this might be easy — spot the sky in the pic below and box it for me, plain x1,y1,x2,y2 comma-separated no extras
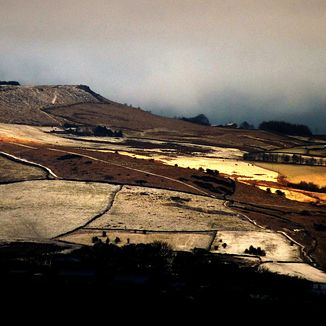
1,0,326,133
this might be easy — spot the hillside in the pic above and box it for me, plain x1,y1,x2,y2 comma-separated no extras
0,84,108,125
0,84,305,151
47,102,305,151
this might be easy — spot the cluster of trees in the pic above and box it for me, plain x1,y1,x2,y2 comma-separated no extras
259,121,312,136
239,121,255,130
244,245,266,256
93,126,123,137
288,181,326,193
63,123,123,137
0,81,20,86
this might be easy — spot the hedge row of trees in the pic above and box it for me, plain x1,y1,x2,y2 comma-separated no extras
288,181,326,193
243,152,326,166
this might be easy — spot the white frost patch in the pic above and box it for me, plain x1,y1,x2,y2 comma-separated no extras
260,263,326,283
90,186,255,231
211,231,302,262
0,180,120,239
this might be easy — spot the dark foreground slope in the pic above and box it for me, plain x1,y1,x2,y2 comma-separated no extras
0,241,324,311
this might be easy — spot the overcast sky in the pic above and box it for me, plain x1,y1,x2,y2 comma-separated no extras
1,0,325,132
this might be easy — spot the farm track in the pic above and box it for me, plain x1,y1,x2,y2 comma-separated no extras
47,147,210,196
231,203,303,228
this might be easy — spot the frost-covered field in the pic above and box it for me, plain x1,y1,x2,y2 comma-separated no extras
211,231,301,262
260,262,326,283
89,185,256,231
0,180,119,239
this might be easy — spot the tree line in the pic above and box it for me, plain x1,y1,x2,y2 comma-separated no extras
259,121,312,136
243,152,326,166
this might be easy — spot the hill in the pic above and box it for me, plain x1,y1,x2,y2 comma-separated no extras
47,102,305,151
0,84,108,126
0,84,306,151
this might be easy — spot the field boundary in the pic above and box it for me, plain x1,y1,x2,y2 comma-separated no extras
53,185,122,239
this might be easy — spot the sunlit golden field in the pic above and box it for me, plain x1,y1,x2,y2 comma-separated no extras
258,186,326,203
254,162,326,187
117,150,279,183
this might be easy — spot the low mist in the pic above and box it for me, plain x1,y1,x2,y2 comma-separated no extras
1,0,325,132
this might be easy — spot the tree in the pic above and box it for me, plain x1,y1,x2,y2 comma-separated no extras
275,189,285,197
240,121,254,130
259,120,312,136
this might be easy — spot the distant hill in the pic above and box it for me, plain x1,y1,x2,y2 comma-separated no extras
180,114,210,126
0,84,109,125
0,84,307,151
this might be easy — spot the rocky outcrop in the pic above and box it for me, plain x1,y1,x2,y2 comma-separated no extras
181,114,210,126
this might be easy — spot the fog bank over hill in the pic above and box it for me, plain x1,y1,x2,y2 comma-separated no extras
1,0,325,133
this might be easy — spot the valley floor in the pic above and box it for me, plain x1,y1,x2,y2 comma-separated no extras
0,122,325,282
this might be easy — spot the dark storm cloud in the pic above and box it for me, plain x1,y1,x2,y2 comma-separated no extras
0,0,325,132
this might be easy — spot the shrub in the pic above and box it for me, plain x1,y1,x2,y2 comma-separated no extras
275,189,285,197
136,180,147,185
314,223,326,232
206,168,219,176
245,245,266,256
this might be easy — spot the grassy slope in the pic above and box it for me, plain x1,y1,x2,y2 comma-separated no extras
47,102,305,151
